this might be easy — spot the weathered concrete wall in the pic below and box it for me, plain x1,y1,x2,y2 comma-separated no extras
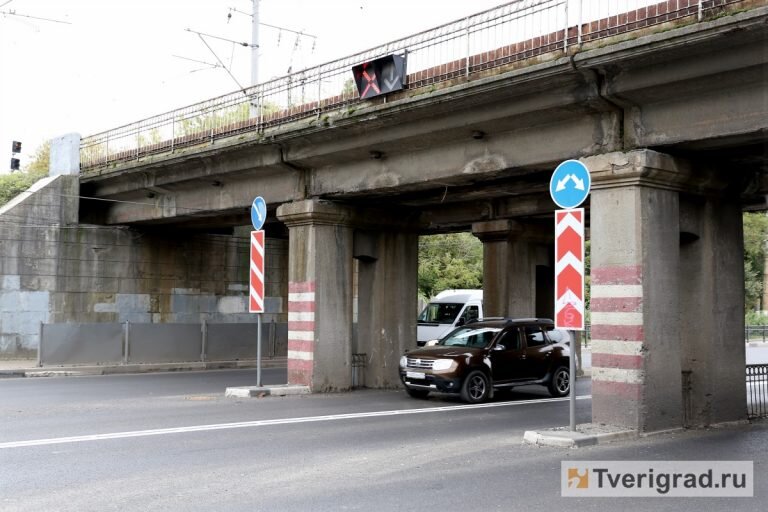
50,228,287,325
356,230,418,388
0,175,78,357
0,175,288,359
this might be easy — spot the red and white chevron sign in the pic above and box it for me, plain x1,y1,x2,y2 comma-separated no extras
555,208,584,330
249,230,265,313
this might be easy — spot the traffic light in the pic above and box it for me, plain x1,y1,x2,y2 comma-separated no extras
10,158,20,171
351,54,406,99
11,141,21,153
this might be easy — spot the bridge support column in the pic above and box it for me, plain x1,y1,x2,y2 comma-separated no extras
472,219,552,318
590,180,682,431
679,196,746,426
590,181,682,431
277,199,354,391
587,149,746,431
355,230,418,388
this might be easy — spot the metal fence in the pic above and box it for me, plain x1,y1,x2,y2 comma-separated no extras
79,0,744,170
746,325,768,343
747,364,768,419
38,321,287,367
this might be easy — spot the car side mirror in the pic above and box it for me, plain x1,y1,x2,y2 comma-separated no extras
456,317,466,326
492,344,505,351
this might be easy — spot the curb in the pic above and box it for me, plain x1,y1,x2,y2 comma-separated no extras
523,428,638,448
225,384,311,398
0,359,287,378
0,370,28,378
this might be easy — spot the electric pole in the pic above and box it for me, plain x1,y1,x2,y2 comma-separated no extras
251,0,259,86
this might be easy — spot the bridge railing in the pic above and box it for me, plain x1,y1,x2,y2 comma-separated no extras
80,0,743,170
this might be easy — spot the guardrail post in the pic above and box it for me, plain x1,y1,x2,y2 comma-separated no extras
123,321,130,365
201,319,208,362
37,321,43,367
269,319,276,358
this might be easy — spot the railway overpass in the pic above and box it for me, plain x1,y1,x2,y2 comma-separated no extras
2,0,767,432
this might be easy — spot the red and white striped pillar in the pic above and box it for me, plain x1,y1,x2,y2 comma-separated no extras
287,281,315,386
589,183,683,431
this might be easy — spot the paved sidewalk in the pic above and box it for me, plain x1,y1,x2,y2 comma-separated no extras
0,357,287,377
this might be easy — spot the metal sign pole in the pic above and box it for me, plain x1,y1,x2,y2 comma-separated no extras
250,196,268,389
257,314,263,387
570,331,576,431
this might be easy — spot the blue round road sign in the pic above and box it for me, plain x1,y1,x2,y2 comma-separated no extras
549,160,591,209
251,196,267,231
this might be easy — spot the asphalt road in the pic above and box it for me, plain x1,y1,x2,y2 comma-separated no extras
0,370,765,511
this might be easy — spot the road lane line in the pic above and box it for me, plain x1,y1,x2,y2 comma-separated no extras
0,395,591,450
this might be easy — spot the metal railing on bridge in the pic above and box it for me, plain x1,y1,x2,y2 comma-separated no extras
79,0,743,170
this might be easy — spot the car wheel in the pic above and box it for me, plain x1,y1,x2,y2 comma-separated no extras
405,388,430,399
460,370,490,403
548,366,570,397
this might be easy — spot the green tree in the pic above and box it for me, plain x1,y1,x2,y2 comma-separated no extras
743,212,768,312
0,142,49,207
418,233,483,299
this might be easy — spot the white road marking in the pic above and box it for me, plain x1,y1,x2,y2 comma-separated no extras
0,395,591,450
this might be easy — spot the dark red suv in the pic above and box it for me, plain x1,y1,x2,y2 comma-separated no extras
399,318,571,403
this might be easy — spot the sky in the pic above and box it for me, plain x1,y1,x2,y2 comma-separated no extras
0,0,508,172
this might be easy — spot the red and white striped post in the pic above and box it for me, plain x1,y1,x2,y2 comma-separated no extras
249,230,265,314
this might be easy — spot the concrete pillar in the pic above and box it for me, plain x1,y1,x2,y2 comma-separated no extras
355,230,418,388
679,196,746,426
277,199,354,391
590,183,682,432
587,149,746,432
472,219,551,318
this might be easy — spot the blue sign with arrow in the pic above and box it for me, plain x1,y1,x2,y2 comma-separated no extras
251,196,267,231
549,160,591,209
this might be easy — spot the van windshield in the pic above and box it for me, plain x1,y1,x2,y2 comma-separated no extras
438,326,501,348
418,303,462,324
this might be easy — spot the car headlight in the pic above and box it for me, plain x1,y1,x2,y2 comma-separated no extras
399,355,407,368
432,359,456,371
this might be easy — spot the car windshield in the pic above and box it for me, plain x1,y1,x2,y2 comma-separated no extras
418,303,462,323
438,326,501,348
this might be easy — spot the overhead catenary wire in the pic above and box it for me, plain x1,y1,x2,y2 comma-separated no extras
0,0,71,25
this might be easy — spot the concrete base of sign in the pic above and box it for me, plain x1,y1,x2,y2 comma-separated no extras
523,423,639,448
225,384,311,398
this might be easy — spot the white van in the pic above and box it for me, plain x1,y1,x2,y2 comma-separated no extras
416,289,483,346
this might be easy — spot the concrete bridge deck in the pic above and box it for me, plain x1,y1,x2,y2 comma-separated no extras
77,0,768,231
